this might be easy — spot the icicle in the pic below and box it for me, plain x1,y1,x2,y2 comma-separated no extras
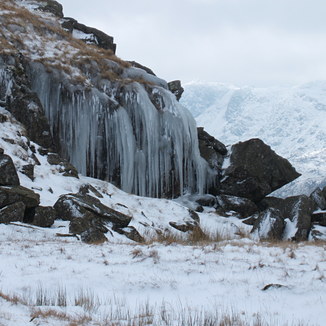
28,63,215,198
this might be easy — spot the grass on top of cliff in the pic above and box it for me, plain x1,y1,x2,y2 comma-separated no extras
0,0,131,84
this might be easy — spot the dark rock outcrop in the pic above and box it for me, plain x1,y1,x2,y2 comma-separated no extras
168,80,184,101
54,193,131,228
216,195,258,218
61,18,116,53
35,0,64,18
4,55,54,149
220,139,301,202
0,201,25,223
251,208,285,240
259,195,314,241
0,153,20,186
197,127,227,194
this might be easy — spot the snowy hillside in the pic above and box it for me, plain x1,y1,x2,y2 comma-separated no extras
181,81,326,196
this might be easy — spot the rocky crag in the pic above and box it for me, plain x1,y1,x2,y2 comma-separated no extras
0,0,325,243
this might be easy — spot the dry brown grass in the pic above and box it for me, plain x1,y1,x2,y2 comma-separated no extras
0,290,25,305
30,308,91,325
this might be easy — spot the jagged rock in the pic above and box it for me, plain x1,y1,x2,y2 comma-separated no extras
260,195,314,241
220,139,301,202
47,153,78,178
79,184,103,198
54,193,131,228
310,188,326,210
61,18,116,53
0,186,40,209
0,153,20,186
0,148,3,154
311,212,326,227
168,80,184,101
36,0,63,18
197,128,227,195
169,220,198,232
30,206,57,227
5,55,54,149
0,201,25,223
217,195,258,219
80,228,107,244
128,61,156,76
197,128,227,170
20,164,34,181
113,226,144,243
251,208,285,240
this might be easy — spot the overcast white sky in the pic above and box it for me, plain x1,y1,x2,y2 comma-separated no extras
59,0,326,87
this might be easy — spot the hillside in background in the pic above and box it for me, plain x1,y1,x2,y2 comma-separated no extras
181,81,326,197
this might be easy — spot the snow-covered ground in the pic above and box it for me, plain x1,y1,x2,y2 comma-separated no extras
1,224,326,326
181,81,326,197
1,107,326,325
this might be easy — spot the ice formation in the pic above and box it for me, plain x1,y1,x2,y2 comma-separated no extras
27,63,211,198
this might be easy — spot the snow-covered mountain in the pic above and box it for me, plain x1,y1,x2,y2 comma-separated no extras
181,81,326,197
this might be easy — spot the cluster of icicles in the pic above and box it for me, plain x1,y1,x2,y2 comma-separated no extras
28,64,214,198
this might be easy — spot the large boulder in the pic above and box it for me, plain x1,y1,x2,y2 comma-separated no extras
0,202,25,223
0,153,20,186
216,195,258,219
220,139,301,202
0,186,40,209
54,193,131,229
251,208,285,240
259,195,314,241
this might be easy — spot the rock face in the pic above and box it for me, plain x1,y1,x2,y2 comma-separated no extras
220,139,301,202
0,153,20,186
251,208,285,240
2,55,54,149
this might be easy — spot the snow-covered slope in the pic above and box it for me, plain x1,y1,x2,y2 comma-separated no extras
181,81,326,197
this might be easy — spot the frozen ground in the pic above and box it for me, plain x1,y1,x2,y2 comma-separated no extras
1,108,326,325
0,223,326,325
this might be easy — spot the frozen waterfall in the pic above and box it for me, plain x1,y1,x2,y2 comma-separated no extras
28,63,214,198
